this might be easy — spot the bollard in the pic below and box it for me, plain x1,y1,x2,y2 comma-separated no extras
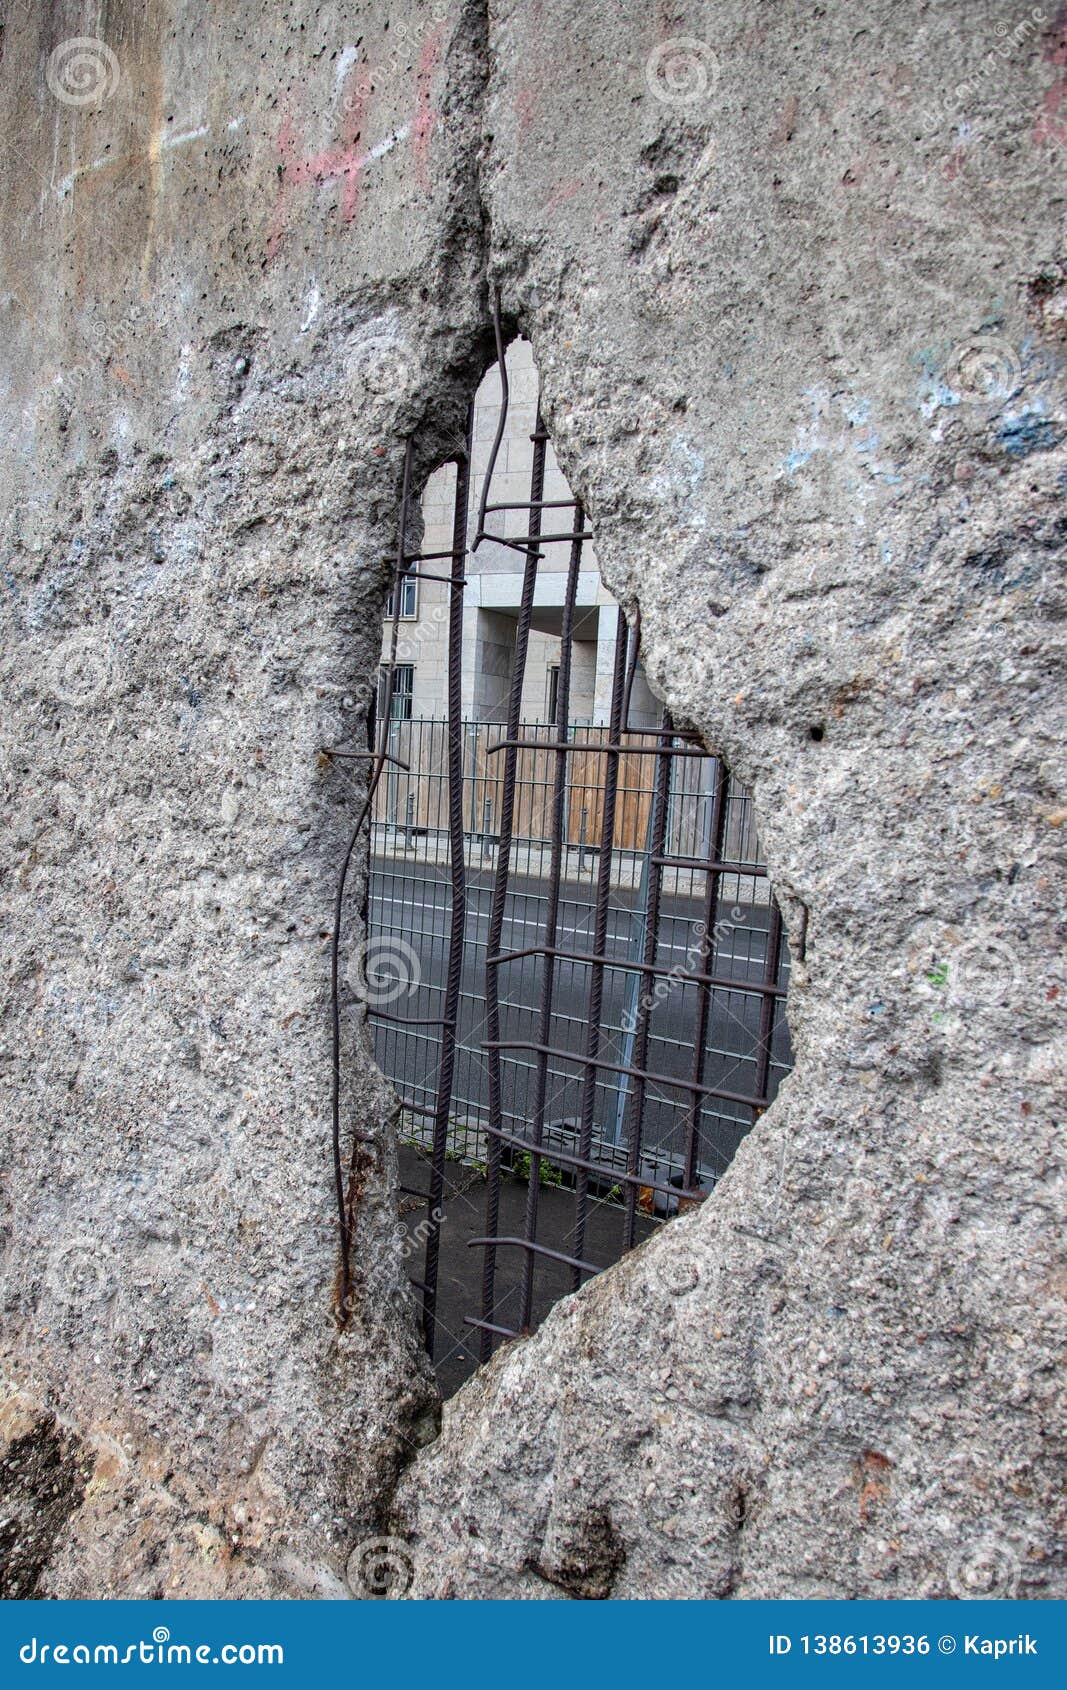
406,791,415,849
579,804,588,874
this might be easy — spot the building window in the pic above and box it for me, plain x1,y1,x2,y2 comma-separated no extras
385,573,418,619
546,664,560,725
379,664,414,720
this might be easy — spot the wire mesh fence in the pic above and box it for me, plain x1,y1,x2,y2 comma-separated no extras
368,719,791,1247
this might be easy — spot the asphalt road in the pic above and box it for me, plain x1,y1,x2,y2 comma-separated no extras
370,852,793,1394
368,853,792,1182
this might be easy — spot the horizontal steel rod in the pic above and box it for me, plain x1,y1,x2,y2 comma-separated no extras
476,537,545,559
482,1037,771,1108
650,853,768,878
489,943,787,998
481,529,594,545
393,570,467,585
463,1316,520,1339
484,1121,708,1202
384,548,465,565
482,499,578,512
467,1235,600,1275
480,1034,771,1115
366,1011,457,1027
322,747,411,771
485,738,708,758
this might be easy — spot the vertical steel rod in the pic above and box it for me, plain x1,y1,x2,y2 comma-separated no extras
752,897,784,1113
679,758,730,1189
421,408,474,1356
518,523,583,1331
570,606,631,1290
620,709,674,1251
479,400,548,1362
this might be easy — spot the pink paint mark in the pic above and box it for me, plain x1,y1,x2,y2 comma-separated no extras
266,65,384,259
542,178,582,215
942,145,965,182
1045,5,1067,66
516,86,538,138
266,106,299,261
1033,79,1067,146
1032,7,1067,146
413,24,446,193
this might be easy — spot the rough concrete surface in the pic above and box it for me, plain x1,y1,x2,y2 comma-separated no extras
1,0,1065,1599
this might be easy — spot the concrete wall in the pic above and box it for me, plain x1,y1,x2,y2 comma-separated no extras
0,0,1063,1600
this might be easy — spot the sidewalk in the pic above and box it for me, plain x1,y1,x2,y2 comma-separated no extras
371,823,769,903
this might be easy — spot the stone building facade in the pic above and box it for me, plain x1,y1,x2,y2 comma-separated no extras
380,337,660,727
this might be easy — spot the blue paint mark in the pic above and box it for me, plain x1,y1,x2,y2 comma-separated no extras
783,447,813,476
994,413,1066,458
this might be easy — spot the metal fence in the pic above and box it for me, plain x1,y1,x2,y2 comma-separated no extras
372,716,767,885
370,720,787,1195
331,297,795,1393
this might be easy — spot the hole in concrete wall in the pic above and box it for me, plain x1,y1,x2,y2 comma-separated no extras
360,332,794,1397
